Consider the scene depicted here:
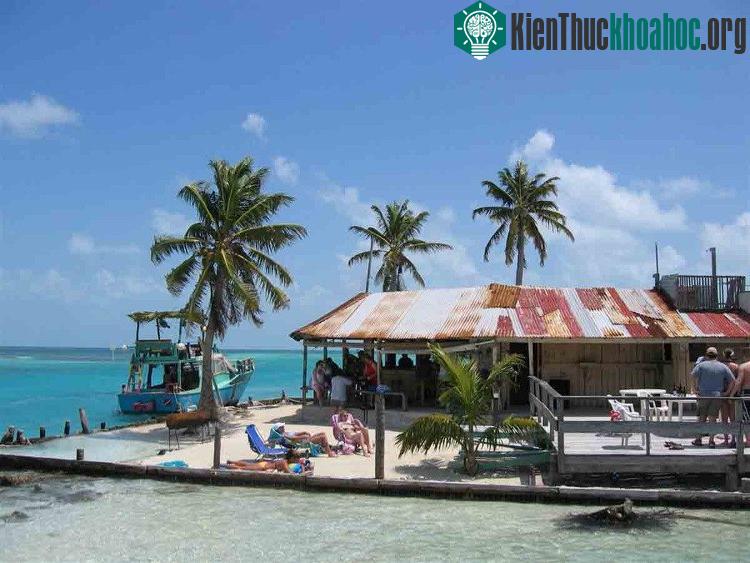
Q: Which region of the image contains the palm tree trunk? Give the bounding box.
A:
[515,237,525,285]
[198,320,217,419]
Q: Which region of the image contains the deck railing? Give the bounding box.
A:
[528,376,747,482]
[660,274,746,311]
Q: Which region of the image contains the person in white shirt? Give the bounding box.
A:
[330,373,352,407]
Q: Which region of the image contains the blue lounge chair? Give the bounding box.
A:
[246,424,288,459]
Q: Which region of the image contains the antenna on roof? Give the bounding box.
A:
[653,242,660,289]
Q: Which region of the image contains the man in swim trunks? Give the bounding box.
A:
[691,346,735,447]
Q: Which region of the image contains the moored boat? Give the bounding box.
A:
[117,311,254,414]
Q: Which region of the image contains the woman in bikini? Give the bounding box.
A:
[334,408,373,456]
[225,454,313,474]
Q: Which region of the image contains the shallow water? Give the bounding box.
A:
[1,477,748,561]
[0,347,336,436]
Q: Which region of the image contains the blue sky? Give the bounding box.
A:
[1,0,748,348]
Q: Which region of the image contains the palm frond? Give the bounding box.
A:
[395,414,467,457]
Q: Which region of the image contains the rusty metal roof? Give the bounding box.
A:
[290,285,750,342]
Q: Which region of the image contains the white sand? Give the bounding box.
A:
[137,403,521,484]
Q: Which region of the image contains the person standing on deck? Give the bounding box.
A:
[691,347,735,447]
[731,361,750,446]
[719,349,740,446]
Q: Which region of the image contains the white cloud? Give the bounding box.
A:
[0,94,79,138]
[15,268,81,302]
[68,233,138,256]
[510,130,687,232]
[152,209,190,235]
[701,212,750,273]
[241,112,266,139]
[95,269,162,299]
[510,129,554,162]
[273,156,300,185]
[318,185,372,223]
[477,129,702,287]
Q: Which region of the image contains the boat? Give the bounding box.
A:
[117,310,254,414]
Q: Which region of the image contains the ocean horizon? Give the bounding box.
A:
[0,345,340,436]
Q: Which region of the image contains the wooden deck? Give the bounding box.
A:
[528,377,749,488]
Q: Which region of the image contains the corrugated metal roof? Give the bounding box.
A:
[290,285,750,342]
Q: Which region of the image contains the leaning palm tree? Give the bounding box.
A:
[396,344,545,475]
[151,157,306,417]
[348,200,452,292]
[472,160,574,285]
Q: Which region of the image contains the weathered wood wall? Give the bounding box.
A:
[539,342,670,398]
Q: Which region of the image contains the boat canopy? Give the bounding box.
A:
[128,310,204,325]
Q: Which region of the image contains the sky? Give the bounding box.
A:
[0,0,748,348]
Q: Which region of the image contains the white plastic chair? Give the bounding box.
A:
[607,397,645,446]
[648,398,670,421]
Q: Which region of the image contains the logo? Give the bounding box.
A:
[454,2,506,60]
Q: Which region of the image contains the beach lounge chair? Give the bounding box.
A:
[331,414,359,453]
[246,424,288,459]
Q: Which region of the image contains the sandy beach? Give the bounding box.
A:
[137,403,521,485]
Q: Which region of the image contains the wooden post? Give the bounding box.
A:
[375,394,385,479]
[735,400,745,472]
[39,427,46,440]
[491,344,500,425]
[64,420,71,436]
[301,344,308,405]
[323,346,328,360]
[645,406,651,456]
[556,400,565,458]
[376,346,382,386]
[528,341,535,396]
[76,448,84,461]
[79,408,90,434]
[548,398,555,442]
[213,425,221,469]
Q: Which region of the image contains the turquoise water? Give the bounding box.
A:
[1,476,749,561]
[0,347,338,437]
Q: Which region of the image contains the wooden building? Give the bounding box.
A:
[290,282,750,406]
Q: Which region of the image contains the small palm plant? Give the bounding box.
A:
[396,344,545,475]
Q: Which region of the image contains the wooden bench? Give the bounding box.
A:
[165,411,211,449]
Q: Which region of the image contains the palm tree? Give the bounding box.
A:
[151,157,306,417]
[395,344,546,475]
[348,200,452,292]
[472,160,574,285]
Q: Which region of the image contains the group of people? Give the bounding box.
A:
[691,346,750,447]
[310,351,379,407]
[224,406,374,475]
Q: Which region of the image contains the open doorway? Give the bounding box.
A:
[508,342,531,405]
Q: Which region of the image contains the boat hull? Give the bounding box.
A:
[117,372,252,414]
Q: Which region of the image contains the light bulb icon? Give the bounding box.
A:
[455,2,503,61]
[464,11,496,59]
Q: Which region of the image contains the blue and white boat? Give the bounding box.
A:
[117,311,254,414]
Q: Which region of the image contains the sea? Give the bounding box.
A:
[0,346,339,437]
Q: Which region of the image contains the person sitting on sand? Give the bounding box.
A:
[225,455,313,475]
[332,407,372,456]
[268,422,337,457]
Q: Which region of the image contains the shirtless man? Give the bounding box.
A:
[719,349,740,445]
[731,361,750,446]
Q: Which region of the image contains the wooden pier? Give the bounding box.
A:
[529,376,749,489]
